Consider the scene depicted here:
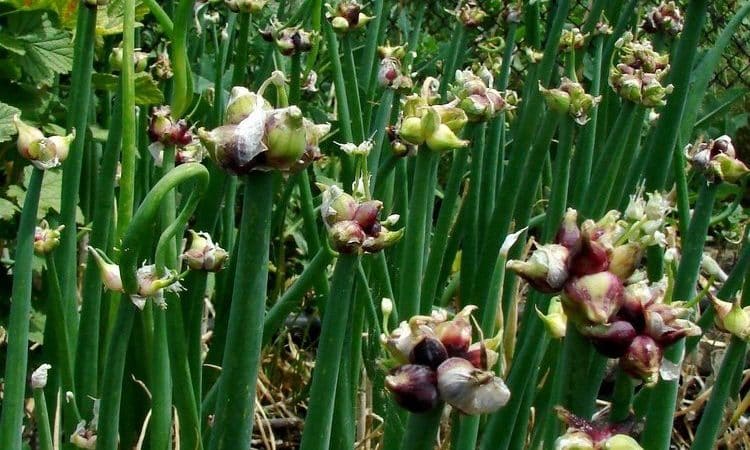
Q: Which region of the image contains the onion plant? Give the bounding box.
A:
[1,1,750,449]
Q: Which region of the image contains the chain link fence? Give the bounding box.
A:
[405,1,750,91]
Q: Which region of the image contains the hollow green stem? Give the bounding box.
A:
[75,92,123,415]
[99,163,209,449]
[170,0,194,117]
[44,255,81,424]
[57,4,97,352]
[360,0,387,98]
[0,168,44,449]
[421,147,469,311]
[460,123,486,305]
[571,36,603,207]
[299,254,358,450]
[479,329,551,450]
[150,147,177,450]
[643,0,709,191]
[208,172,276,450]
[610,367,635,422]
[583,101,638,218]
[289,52,302,105]
[166,293,203,450]
[324,23,354,144]
[368,89,396,190]
[341,35,365,142]
[151,305,172,450]
[399,405,444,450]
[142,0,174,36]
[116,0,137,242]
[296,169,330,300]
[96,296,137,449]
[398,150,437,318]
[32,385,53,450]
[691,269,750,449]
[642,178,718,448]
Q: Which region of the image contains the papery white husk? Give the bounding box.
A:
[437,358,510,415]
[233,105,269,168]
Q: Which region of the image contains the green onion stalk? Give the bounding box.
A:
[169,0,195,117]
[480,19,518,238]
[643,0,709,191]
[459,123,487,305]
[419,145,469,311]
[397,149,437,318]
[340,34,365,142]
[323,21,355,186]
[299,254,358,450]
[149,146,176,450]
[31,368,54,450]
[97,164,209,449]
[56,2,98,347]
[472,0,569,324]
[44,255,81,426]
[0,169,45,449]
[581,101,638,219]
[642,177,718,448]
[476,12,572,450]
[691,273,750,450]
[570,34,604,208]
[208,172,276,450]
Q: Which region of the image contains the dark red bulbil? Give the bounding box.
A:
[409,337,449,369]
[582,321,638,358]
[385,364,440,413]
[569,234,609,276]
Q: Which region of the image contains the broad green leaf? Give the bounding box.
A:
[0,198,19,221]
[0,101,20,143]
[0,34,26,55]
[0,0,79,27]
[6,166,83,223]
[92,72,164,105]
[96,0,149,36]
[14,26,74,83]
[134,72,164,105]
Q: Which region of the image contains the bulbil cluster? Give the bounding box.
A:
[541,78,600,125]
[457,0,487,28]
[711,293,750,341]
[328,1,373,33]
[609,33,673,107]
[641,2,684,36]
[182,230,229,272]
[450,67,516,122]
[34,220,64,255]
[198,80,329,175]
[686,135,749,184]
[260,22,314,56]
[508,203,699,385]
[554,407,642,450]
[319,184,402,253]
[224,0,266,14]
[377,44,412,91]
[13,116,74,170]
[389,78,470,153]
[148,106,206,166]
[559,27,587,52]
[382,305,510,415]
